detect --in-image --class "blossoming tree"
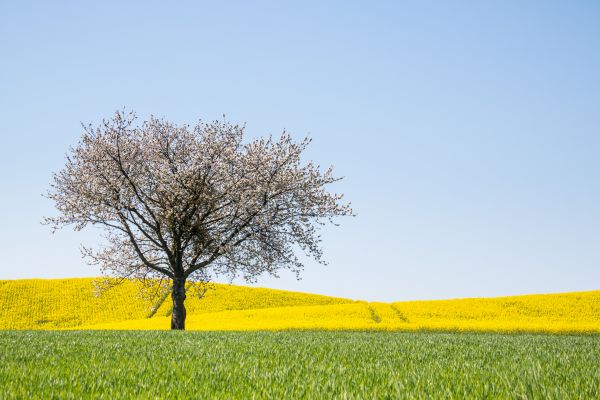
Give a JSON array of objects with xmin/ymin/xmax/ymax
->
[{"xmin": 45, "ymin": 111, "xmax": 352, "ymax": 329}]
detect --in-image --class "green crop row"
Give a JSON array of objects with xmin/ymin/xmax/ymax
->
[{"xmin": 0, "ymin": 331, "xmax": 598, "ymax": 399}]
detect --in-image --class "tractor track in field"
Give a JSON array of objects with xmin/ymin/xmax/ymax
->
[
  {"xmin": 390, "ymin": 304, "xmax": 410, "ymax": 322},
  {"xmin": 147, "ymin": 289, "xmax": 171, "ymax": 318}
]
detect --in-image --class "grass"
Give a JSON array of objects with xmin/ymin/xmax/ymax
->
[{"xmin": 0, "ymin": 330, "xmax": 599, "ymax": 399}]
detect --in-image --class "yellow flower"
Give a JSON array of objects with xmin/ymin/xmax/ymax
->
[{"xmin": 1, "ymin": 278, "xmax": 599, "ymax": 333}]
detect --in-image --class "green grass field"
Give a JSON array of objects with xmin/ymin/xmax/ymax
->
[{"xmin": 1, "ymin": 331, "xmax": 598, "ymax": 399}]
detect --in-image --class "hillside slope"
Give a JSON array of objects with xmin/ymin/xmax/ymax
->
[
  {"xmin": 0, "ymin": 278, "xmax": 352, "ymax": 329},
  {"xmin": 1, "ymin": 278, "xmax": 599, "ymax": 332}
]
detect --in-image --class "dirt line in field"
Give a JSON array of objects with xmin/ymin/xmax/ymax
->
[
  {"xmin": 390, "ymin": 304, "xmax": 410, "ymax": 323},
  {"xmin": 367, "ymin": 304, "xmax": 382, "ymax": 323}
]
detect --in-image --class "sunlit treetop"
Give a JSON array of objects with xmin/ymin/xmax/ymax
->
[{"xmin": 45, "ymin": 110, "xmax": 353, "ymax": 289}]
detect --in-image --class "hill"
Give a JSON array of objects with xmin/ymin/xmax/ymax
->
[{"xmin": 0, "ymin": 278, "xmax": 599, "ymax": 332}]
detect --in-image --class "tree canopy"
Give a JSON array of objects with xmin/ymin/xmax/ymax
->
[{"xmin": 45, "ymin": 111, "xmax": 352, "ymax": 329}]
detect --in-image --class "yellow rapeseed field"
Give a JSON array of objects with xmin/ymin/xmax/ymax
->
[
  {"xmin": 0, "ymin": 278, "xmax": 153, "ymax": 329},
  {"xmin": 1, "ymin": 278, "xmax": 599, "ymax": 333}
]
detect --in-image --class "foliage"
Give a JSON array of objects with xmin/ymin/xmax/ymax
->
[
  {"xmin": 43, "ymin": 110, "xmax": 351, "ymax": 283},
  {"xmin": 45, "ymin": 111, "xmax": 352, "ymax": 328},
  {"xmin": 1, "ymin": 331, "xmax": 599, "ymax": 399}
]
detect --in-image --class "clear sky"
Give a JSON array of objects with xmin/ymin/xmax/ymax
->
[{"xmin": 1, "ymin": 1, "xmax": 599, "ymax": 301}]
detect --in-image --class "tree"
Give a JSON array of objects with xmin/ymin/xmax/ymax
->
[{"xmin": 45, "ymin": 111, "xmax": 352, "ymax": 330}]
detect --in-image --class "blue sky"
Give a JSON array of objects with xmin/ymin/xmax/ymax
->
[{"xmin": 0, "ymin": 1, "xmax": 599, "ymax": 301}]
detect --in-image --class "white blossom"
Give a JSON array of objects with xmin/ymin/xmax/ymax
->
[{"xmin": 44, "ymin": 110, "xmax": 353, "ymax": 328}]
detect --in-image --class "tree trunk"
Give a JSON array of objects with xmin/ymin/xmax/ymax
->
[{"xmin": 171, "ymin": 277, "xmax": 186, "ymax": 330}]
